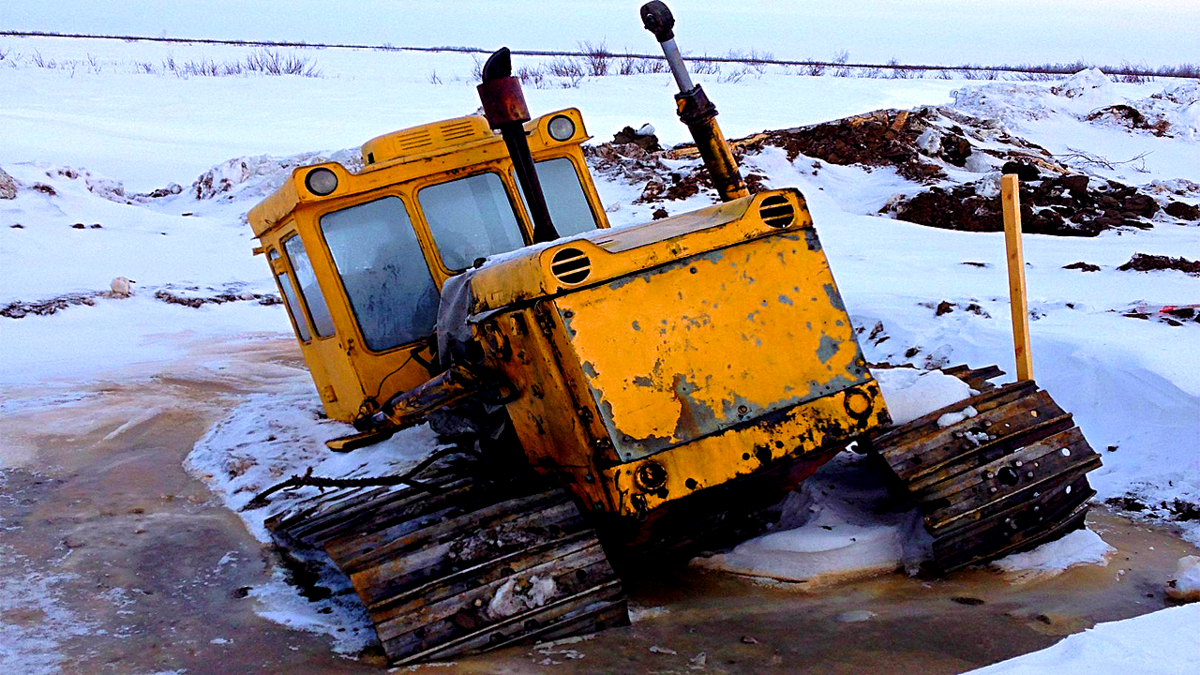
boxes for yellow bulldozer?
[245,2,1100,664]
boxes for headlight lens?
[547,115,576,142]
[305,168,339,196]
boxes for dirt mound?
[1086,105,1172,137]
[584,135,770,206]
[892,173,1169,236]
[155,285,282,307]
[735,109,953,182]
[1,293,99,319]
[0,167,17,200]
[1116,253,1200,276]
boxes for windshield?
[419,172,526,270]
[527,157,599,238]
[319,196,439,352]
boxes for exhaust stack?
[641,1,748,202]
[477,48,560,243]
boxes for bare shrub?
[617,53,667,75]
[547,56,584,78]
[579,40,611,77]
[515,65,545,87]
[427,69,442,84]
[690,56,720,75]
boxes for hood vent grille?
[550,247,592,285]
[759,195,795,228]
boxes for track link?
[871,367,1102,572]
[264,459,628,665]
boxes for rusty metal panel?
[555,229,870,462]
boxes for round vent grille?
[758,195,795,228]
[549,247,592,285]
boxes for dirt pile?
[584,135,770,205]
[1116,253,1200,276]
[0,167,17,199]
[155,286,282,307]
[736,109,954,182]
[892,173,1183,236]
[1086,105,1172,137]
[1,292,99,319]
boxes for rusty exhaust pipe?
[477,48,560,243]
[641,1,748,202]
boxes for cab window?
[319,196,439,352]
[419,172,526,270]
[527,157,599,237]
[282,235,335,338]
[269,249,311,342]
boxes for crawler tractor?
[246,2,1100,664]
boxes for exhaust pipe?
[477,48,560,243]
[641,1,748,202]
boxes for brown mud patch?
[1116,253,1200,276]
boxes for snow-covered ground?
[1,32,1197,674]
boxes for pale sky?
[2,1,1197,67]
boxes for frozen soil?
[2,336,1196,675]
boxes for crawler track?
[264,459,628,665]
[871,368,1102,572]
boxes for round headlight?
[547,115,576,142]
[304,168,339,196]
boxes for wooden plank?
[372,545,616,646]
[906,411,1076,491]
[331,490,577,574]
[1002,174,1033,382]
[871,380,1038,449]
[930,464,1097,540]
[933,474,1094,571]
[365,531,601,623]
[919,430,1100,530]
[387,579,626,665]
[881,390,1061,481]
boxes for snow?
[0,548,94,675]
[693,452,930,582]
[1167,555,1200,603]
[962,603,1200,675]
[873,367,974,425]
[992,529,1115,580]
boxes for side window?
[269,249,311,342]
[320,196,439,352]
[420,172,526,270]
[528,157,599,237]
[283,235,335,338]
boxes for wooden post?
[1001,175,1033,382]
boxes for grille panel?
[759,195,796,228]
[550,247,592,285]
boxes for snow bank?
[183,386,440,652]
[693,452,929,583]
[962,603,1200,675]
[873,367,974,426]
[184,386,438,542]
[1167,556,1200,603]
[992,529,1114,581]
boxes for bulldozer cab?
[248,109,608,423]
